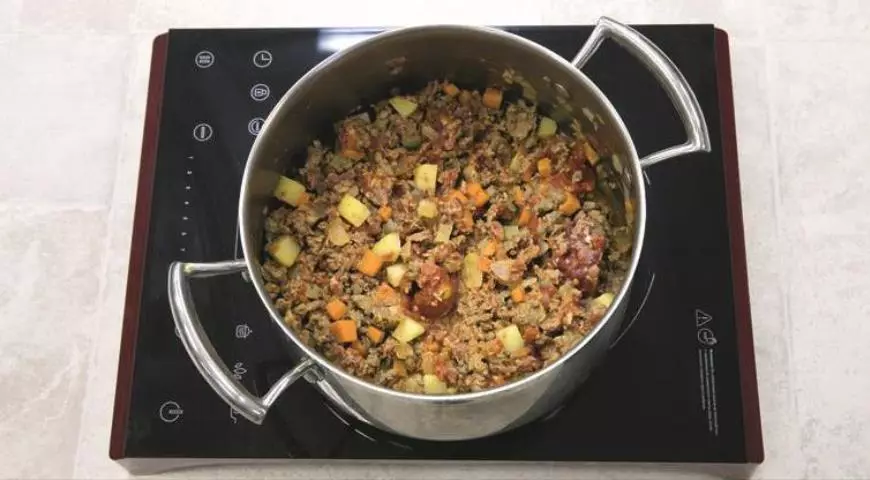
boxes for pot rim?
[239,24,647,404]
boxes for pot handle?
[168,259,314,424]
[572,17,711,168]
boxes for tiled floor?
[0,1,868,478]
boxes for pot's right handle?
[168,260,314,424]
[572,17,711,168]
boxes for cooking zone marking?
[609,272,656,348]
[695,309,719,436]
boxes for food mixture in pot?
[261,80,632,394]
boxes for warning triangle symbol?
[695,309,712,327]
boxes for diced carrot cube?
[478,256,492,272]
[378,205,392,220]
[482,88,503,109]
[511,286,525,303]
[325,299,347,321]
[537,158,552,177]
[474,191,490,207]
[366,327,385,344]
[466,182,483,197]
[559,192,581,215]
[443,83,460,97]
[330,320,358,343]
[465,182,489,207]
[357,249,384,276]
[446,189,468,204]
[517,207,532,226]
[512,186,525,205]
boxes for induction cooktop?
[110,25,762,474]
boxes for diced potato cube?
[338,194,370,227]
[537,116,558,138]
[509,152,526,172]
[327,220,350,246]
[386,263,408,287]
[417,199,438,218]
[394,342,414,359]
[392,317,425,343]
[273,176,308,207]
[423,374,448,394]
[372,232,402,262]
[389,96,418,118]
[266,235,301,267]
[414,164,438,193]
[462,253,483,288]
[503,225,520,240]
[496,325,525,354]
[435,223,453,244]
[592,292,615,310]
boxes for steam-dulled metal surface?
[110,25,762,473]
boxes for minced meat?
[261,80,631,394]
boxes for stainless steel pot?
[168,17,710,441]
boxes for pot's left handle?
[168,260,314,424]
[572,17,711,167]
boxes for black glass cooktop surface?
[110,25,762,470]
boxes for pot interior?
[240,25,642,382]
